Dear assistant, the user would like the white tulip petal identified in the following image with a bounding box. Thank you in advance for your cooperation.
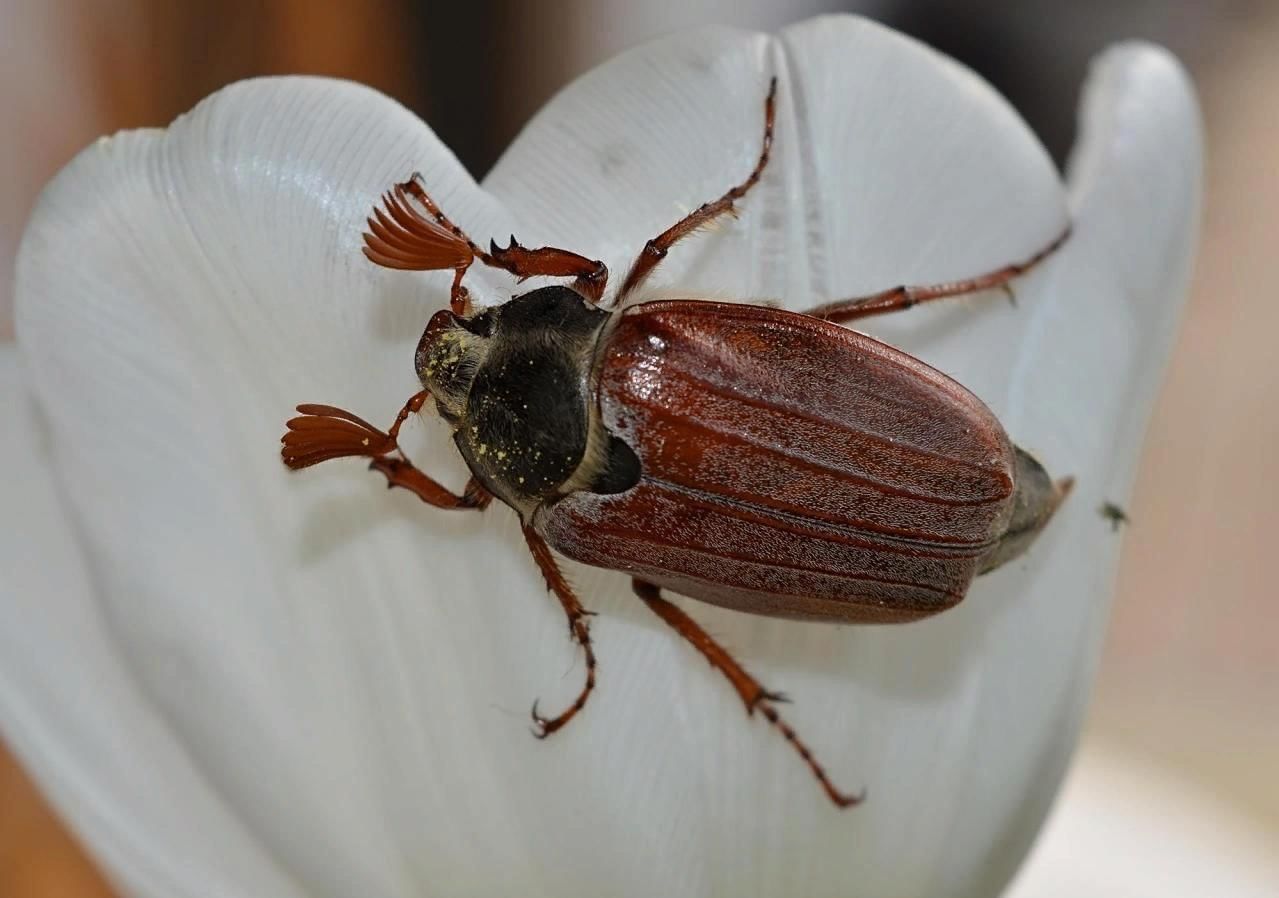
[0,347,307,898]
[1008,745,1279,898]
[916,44,1201,897]
[7,17,1199,898]
[14,78,519,897]
[490,17,1067,323]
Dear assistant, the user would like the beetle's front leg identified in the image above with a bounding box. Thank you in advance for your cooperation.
[523,528,597,738]
[281,391,490,510]
[633,580,862,809]
[367,459,492,510]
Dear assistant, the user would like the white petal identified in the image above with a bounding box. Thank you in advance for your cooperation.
[490,16,1067,319]
[1009,745,1279,898]
[927,44,1202,896]
[7,19,1200,898]
[14,78,520,897]
[0,346,307,898]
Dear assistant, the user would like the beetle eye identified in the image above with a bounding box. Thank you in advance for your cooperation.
[459,311,494,337]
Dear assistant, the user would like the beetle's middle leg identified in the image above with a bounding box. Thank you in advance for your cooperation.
[804,225,1071,324]
[523,528,598,738]
[632,580,863,809]
[282,391,491,510]
[616,78,777,300]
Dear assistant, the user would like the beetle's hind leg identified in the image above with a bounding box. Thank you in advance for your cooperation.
[523,528,598,738]
[804,225,1071,324]
[632,580,863,809]
[616,78,777,300]
[281,391,491,510]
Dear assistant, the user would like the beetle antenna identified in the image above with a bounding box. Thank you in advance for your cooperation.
[280,391,428,470]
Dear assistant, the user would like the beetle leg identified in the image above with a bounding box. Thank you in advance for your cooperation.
[805,225,1071,324]
[368,460,493,510]
[616,78,777,301]
[364,175,609,306]
[523,528,597,739]
[485,236,609,304]
[632,580,863,809]
[281,392,491,510]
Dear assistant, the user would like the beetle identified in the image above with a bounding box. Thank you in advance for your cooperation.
[281,78,1072,808]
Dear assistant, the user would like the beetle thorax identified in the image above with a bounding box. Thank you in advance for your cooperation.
[415,286,620,516]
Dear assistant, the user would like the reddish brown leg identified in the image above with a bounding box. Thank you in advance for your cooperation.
[805,226,1071,324]
[617,78,778,300]
[486,236,609,303]
[633,580,863,809]
[281,391,491,509]
[371,459,492,510]
[523,528,597,738]
[363,174,609,307]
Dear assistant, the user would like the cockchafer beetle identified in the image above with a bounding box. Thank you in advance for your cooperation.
[281,78,1073,808]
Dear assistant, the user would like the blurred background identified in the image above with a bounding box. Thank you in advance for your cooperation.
[2,0,1275,894]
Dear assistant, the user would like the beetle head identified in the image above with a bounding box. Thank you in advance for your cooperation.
[414,307,495,421]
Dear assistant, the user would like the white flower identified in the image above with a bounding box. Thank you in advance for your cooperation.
[1,15,1200,898]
